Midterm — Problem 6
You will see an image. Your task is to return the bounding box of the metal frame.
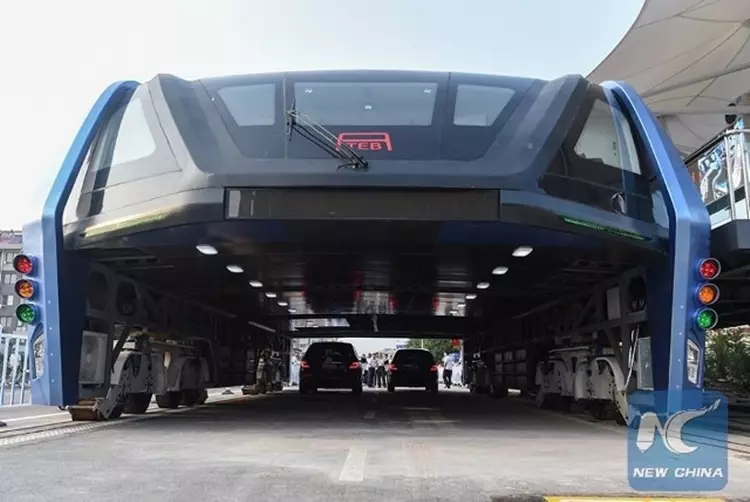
[479,268,647,372]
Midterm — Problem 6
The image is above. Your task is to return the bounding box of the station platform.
[0,387,747,501]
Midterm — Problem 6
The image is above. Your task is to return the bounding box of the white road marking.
[363,410,376,420]
[339,446,368,482]
[1,412,68,423]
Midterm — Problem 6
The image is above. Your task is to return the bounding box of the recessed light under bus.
[196,244,218,255]
[226,265,244,273]
[512,246,533,257]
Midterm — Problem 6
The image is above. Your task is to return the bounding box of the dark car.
[299,342,363,394]
[387,348,438,393]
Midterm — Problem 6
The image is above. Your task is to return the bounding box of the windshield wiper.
[285,104,368,172]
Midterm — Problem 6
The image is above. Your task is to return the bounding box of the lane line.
[339,446,368,482]
[1,412,68,423]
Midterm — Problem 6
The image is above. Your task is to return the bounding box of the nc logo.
[635,398,721,455]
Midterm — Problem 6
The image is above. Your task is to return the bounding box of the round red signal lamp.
[699,258,720,280]
[12,254,33,275]
[14,279,36,300]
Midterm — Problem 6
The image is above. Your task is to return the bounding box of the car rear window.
[305,344,356,362]
[393,350,435,366]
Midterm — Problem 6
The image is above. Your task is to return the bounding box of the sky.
[0,0,644,353]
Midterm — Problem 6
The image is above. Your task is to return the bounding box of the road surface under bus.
[1,387,750,500]
[2,69,742,499]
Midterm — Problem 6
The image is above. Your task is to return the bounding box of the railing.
[0,332,31,407]
[685,122,750,228]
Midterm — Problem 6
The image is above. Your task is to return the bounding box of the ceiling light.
[477,282,490,290]
[449,309,459,315]
[277,301,288,307]
[196,244,218,255]
[492,266,509,275]
[465,293,477,300]
[288,308,297,314]
[249,280,263,288]
[457,303,466,308]
[226,265,244,273]
[512,246,533,257]
[265,292,277,298]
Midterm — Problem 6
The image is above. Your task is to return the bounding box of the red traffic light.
[12,254,33,275]
[698,258,720,280]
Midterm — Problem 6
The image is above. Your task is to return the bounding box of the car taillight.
[430,365,438,372]
[349,361,360,370]
[300,360,310,369]
[389,364,397,371]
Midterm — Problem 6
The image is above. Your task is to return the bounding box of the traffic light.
[12,254,40,325]
[694,258,720,331]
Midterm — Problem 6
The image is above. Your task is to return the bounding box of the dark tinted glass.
[305,343,356,362]
[294,82,438,126]
[393,350,434,367]
[217,84,276,126]
[453,85,515,127]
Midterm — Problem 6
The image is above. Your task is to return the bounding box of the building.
[0,230,24,334]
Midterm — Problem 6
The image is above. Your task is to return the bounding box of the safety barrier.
[685,122,750,228]
[0,332,31,407]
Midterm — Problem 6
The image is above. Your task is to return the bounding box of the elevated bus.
[8,70,721,422]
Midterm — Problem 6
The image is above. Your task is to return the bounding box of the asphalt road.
[0,388,749,501]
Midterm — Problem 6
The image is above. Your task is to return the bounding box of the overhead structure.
[589,0,750,156]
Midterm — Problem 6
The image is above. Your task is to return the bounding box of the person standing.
[376,356,386,388]
[367,353,377,387]
[442,353,454,388]
[360,354,369,385]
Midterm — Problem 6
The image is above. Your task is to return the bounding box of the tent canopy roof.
[588,0,750,155]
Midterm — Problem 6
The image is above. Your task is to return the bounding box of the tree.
[406,338,457,362]
[705,326,750,390]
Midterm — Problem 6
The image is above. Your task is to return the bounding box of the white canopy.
[588,0,750,155]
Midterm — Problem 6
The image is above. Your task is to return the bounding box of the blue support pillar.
[22,81,139,406]
[604,82,712,414]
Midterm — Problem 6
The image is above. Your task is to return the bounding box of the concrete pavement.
[0,387,749,500]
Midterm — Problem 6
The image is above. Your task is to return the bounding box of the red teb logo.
[336,132,393,152]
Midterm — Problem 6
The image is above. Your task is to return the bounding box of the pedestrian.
[383,359,390,387]
[376,356,386,388]
[442,352,454,388]
[367,353,376,387]
[360,355,369,384]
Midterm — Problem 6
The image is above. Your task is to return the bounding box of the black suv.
[299,341,363,394]
[388,348,438,393]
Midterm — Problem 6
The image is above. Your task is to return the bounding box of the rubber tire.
[197,389,209,405]
[181,389,201,407]
[492,385,509,399]
[427,383,438,393]
[156,391,181,409]
[387,383,395,393]
[108,402,125,420]
[124,393,152,414]
[352,385,362,395]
